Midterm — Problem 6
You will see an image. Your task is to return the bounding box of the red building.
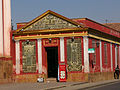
[11,10,120,82]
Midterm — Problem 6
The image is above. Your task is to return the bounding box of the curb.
[44,82,88,90]
[78,80,120,90]
[45,85,67,90]
[45,80,120,90]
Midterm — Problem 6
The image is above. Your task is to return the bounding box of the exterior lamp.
[26,40,30,44]
[12,36,14,41]
[71,37,74,42]
[96,41,100,47]
[49,38,52,43]
[20,29,24,31]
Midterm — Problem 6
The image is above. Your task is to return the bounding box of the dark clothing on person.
[114,65,119,79]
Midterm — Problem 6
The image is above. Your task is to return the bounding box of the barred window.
[22,41,36,73]
[104,43,107,64]
[67,38,82,71]
[92,40,96,64]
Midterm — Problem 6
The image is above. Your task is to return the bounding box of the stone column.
[0,0,3,55]
[115,45,117,67]
[100,40,102,72]
[60,37,65,62]
[83,36,89,73]
[110,43,113,71]
[3,0,11,56]
[37,39,42,74]
[119,46,120,66]
[15,40,20,74]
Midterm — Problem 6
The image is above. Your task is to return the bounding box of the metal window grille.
[92,40,96,64]
[104,43,107,64]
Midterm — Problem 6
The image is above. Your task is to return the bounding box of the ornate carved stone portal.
[22,41,36,73]
[67,38,82,71]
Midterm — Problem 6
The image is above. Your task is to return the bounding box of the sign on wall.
[88,48,95,53]
[59,64,66,82]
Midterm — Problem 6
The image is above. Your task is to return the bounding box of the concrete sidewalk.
[0,79,119,90]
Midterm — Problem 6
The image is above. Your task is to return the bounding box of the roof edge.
[16,10,84,32]
[73,18,120,33]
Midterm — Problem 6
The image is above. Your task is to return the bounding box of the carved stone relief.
[25,14,77,30]
[22,41,36,73]
[67,38,82,71]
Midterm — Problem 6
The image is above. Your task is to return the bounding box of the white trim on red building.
[15,40,20,74]
[110,43,113,71]
[83,36,89,73]
[60,37,65,62]
[100,40,102,72]
[38,39,42,74]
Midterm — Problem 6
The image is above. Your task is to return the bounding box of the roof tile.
[104,23,120,32]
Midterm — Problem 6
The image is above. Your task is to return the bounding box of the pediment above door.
[16,10,83,32]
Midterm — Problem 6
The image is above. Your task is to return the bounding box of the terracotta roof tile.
[103,23,120,32]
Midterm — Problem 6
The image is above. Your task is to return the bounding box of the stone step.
[46,78,57,82]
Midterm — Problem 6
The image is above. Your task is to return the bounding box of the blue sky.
[11,0,120,29]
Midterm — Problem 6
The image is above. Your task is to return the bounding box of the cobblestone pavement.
[0,79,119,90]
[0,82,86,90]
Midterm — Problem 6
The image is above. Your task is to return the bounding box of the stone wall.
[13,72,115,83]
[14,74,46,83]
[67,72,114,82]
[67,72,89,82]
[0,58,13,83]
[0,59,114,83]
[88,72,114,82]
